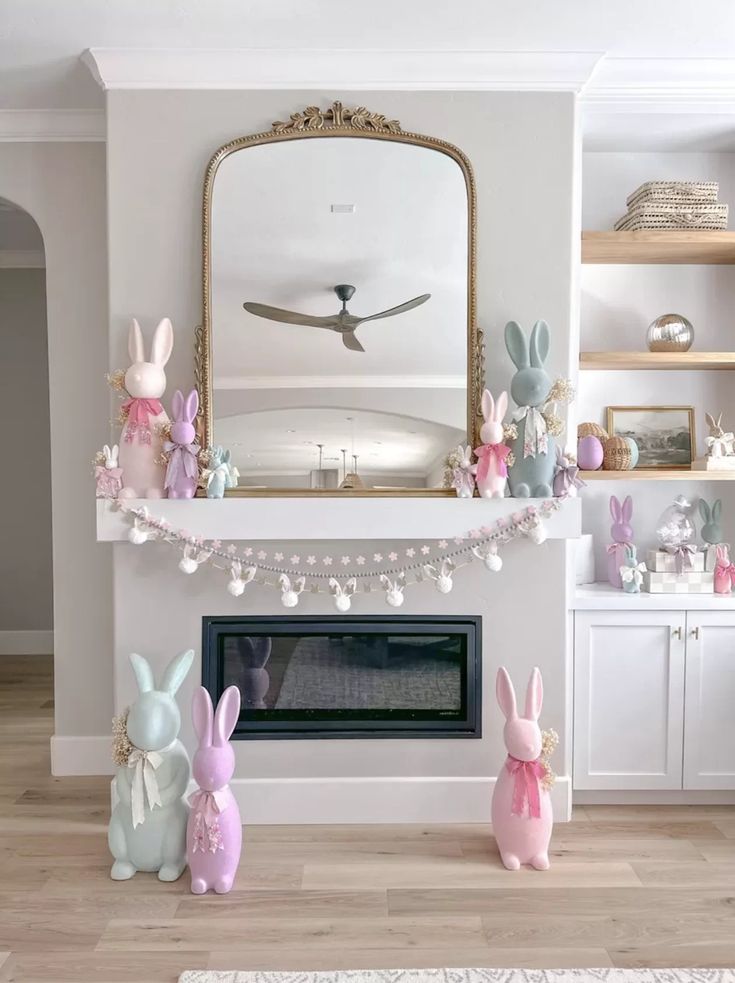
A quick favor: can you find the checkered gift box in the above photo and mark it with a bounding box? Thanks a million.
[644,570,714,594]
[646,549,705,573]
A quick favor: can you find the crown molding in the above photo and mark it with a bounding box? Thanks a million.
[0,109,105,142]
[0,250,45,269]
[213,374,467,390]
[582,57,735,114]
[82,48,603,93]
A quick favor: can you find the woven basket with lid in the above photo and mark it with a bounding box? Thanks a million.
[626,181,719,209]
[578,422,608,440]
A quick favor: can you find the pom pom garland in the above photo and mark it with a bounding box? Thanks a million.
[424,560,454,593]
[227,561,256,597]
[179,544,199,575]
[527,517,548,545]
[279,574,305,608]
[330,577,357,612]
[472,542,503,572]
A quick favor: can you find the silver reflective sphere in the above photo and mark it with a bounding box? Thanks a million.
[646,313,694,352]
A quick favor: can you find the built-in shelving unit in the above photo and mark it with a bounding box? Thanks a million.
[582,230,735,265]
[580,351,735,371]
[580,469,735,481]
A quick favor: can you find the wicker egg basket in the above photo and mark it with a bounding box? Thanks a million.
[603,436,633,471]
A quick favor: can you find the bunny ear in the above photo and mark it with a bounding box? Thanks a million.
[609,495,621,522]
[329,577,340,594]
[160,648,194,696]
[129,652,154,694]
[192,686,214,747]
[379,575,392,588]
[530,320,550,368]
[706,413,716,429]
[713,499,722,521]
[150,317,173,367]
[504,321,529,370]
[345,578,357,596]
[294,577,306,593]
[279,573,291,590]
[111,444,119,463]
[524,666,543,720]
[213,685,241,746]
[699,500,711,523]
[481,390,494,421]
[103,444,111,458]
[171,390,184,421]
[622,495,633,522]
[496,667,517,719]
[185,389,199,422]
[129,318,145,364]
[495,391,508,421]
[423,564,438,581]
[717,412,723,427]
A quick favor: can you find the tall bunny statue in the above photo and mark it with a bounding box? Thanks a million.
[504,321,555,497]
[165,389,200,499]
[119,318,174,498]
[607,494,634,589]
[491,667,553,871]
[109,649,194,881]
[473,390,511,498]
[188,685,243,895]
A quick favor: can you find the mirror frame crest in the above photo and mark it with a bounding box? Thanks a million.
[196,101,483,496]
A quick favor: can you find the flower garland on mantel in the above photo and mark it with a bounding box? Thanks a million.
[114,496,567,611]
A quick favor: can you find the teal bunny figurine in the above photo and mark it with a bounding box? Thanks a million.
[204,446,228,499]
[504,320,556,497]
[620,545,645,594]
[699,498,723,545]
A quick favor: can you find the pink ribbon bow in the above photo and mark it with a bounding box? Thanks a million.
[607,541,633,555]
[507,755,546,819]
[122,397,164,444]
[474,443,510,482]
[665,543,697,574]
[188,788,228,854]
[164,441,200,489]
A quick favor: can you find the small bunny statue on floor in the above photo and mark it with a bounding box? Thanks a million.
[109,649,194,881]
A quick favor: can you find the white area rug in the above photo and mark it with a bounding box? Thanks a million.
[179,970,735,983]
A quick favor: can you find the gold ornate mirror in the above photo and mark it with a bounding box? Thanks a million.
[197,101,482,495]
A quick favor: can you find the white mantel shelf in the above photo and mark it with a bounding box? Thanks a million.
[574,582,735,611]
[96,497,581,543]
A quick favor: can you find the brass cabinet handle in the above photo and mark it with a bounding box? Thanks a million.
[673,626,683,640]
[690,626,700,640]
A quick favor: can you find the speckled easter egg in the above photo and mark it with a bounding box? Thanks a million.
[577,435,604,471]
[624,437,639,469]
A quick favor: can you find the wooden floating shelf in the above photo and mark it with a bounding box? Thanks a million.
[580,351,735,370]
[580,469,735,482]
[582,230,735,265]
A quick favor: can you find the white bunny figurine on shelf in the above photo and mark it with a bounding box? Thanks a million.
[118,318,173,498]
[109,649,194,882]
[473,390,511,498]
[451,445,476,498]
[705,412,735,458]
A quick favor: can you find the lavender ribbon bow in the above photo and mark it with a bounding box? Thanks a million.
[164,441,200,490]
[665,543,697,574]
[553,448,586,496]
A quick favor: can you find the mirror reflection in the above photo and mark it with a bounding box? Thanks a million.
[210,134,470,490]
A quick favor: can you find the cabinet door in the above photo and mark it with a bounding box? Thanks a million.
[574,611,686,790]
[684,612,735,790]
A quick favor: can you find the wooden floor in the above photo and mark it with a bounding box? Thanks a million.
[2,657,735,983]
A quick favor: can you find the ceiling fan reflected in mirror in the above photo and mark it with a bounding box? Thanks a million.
[243,284,431,352]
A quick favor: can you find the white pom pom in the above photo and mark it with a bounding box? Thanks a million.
[335,593,352,612]
[528,519,547,545]
[227,578,245,597]
[386,589,404,608]
[281,590,299,608]
[179,556,198,575]
[435,576,453,594]
[128,525,148,545]
[485,549,503,572]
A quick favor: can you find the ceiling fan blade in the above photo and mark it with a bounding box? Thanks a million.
[243,302,340,329]
[356,293,431,325]
[342,331,365,352]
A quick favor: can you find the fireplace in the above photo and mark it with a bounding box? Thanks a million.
[201,615,482,739]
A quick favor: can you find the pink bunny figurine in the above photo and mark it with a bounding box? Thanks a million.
[118,318,173,499]
[165,389,200,499]
[187,685,242,895]
[473,389,511,499]
[95,444,123,499]
[714,544,735,595]
[491,667,552,871]
[607,494,633,589]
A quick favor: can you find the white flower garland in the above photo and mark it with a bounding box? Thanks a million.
[115,496,566,610]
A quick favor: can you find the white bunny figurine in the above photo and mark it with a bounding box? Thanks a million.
[473,390,511,498]
[108,649,194,881]
[451,445,476,498]
[118,318,173,499]
[380,575,405,607]
[329,577,357,612]
[424,559,455,593]
[705,412,735,458]
[279,574,305,608]
[95,443,123,499]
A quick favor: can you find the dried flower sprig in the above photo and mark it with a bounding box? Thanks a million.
[547,378,575,406]
[503,422,518,442]
[543,412,565,437]
[111,708,133,766]
[106,369,128,395]
[540,727,559,789]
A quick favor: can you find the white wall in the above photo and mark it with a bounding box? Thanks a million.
[0,267,53,634]
[103,89,578,805]
[0,143,113,745]
[580,151,735,577]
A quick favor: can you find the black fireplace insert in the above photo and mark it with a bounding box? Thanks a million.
[201,615,482,739]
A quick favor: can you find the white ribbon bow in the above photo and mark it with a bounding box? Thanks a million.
[206,463,230,487]
[706,433,734,457]
[512,406,548,459]
[127,748,163,828]
[620,562,646,588]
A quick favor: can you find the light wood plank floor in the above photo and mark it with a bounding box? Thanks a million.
[2,655,735,983]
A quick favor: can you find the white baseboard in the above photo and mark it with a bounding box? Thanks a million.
[575,789,735,805]
[0,629,53,655]
[229,775,572,824]
[50,736,114,777]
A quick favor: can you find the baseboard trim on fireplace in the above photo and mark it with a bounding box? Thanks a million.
[0,629,53,655]
[231,775,572,824]
[50,735,115,776]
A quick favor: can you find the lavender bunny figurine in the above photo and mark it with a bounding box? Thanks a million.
[607,494,634,588]
[504,320,556,497]
[187,686,242,894]
[165,389,200,499]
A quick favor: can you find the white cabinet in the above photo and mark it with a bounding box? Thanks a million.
[573,611,686,790]
[574,608,735,792]
[684,612,735,789]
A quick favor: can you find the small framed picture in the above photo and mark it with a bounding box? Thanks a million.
[606,406,695,470]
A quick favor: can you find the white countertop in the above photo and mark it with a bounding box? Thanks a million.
[573,581,735,611]
[96,495,581,543]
